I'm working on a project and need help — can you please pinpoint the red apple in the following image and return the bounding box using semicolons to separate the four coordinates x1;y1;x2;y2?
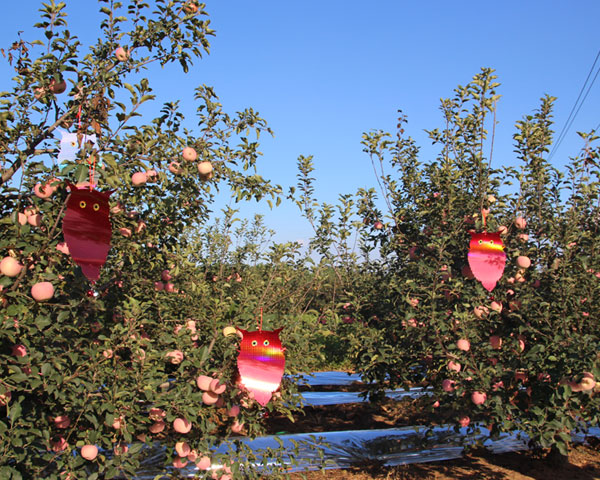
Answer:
131;171;147;186
175;441;191;457
489;335;502;349
182;147;197;161
49;78;67;94
457;339;470;351
173;418;192;434
115;47;129;62
53;415;71;429
1;257;23;277
471;391;487;405
516;256;531;269
31;281;54;301
515;217;527;229
81;444;98;461
166;350;184;364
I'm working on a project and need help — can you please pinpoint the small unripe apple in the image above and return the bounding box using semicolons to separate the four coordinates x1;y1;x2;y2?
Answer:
164;282;175;292
154;281;164;291
1;257;23;277
457;339;470;351
115;47;129;62
119;227;132;238
182;147;197;161
490;301;502;313
373;221;383;230
31;281;54;301
173;456;188;469
81;444;98;461
516;256;531;269
497;225;508;235
173;417;192;434
223;326;237;337
473;305;489;319
161;269;172;281
131;171;147;186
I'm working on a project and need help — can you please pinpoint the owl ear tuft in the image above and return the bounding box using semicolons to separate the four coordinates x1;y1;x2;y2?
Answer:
273;327;283;335
101;189;116;199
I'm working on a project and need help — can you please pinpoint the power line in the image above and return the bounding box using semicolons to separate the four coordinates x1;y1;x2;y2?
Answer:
548;48;600;161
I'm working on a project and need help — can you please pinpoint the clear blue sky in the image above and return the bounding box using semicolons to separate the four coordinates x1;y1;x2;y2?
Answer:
2;1;599;246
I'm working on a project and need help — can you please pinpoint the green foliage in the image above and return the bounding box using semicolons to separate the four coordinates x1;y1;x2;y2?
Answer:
0;2;301;479
335;69;600;456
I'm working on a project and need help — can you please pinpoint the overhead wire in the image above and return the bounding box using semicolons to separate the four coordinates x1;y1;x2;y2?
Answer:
548;48;600;162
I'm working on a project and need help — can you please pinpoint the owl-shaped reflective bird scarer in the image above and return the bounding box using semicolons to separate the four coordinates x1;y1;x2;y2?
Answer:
237;328;285;406
62;183;113;283
467;231;506;292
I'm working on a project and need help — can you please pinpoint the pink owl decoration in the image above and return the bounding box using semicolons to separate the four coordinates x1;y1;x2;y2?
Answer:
467;231;506;292
62;183;114;283
237;328;285;406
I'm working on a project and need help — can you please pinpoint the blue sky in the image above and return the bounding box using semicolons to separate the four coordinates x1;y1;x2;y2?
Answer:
2;1;599;246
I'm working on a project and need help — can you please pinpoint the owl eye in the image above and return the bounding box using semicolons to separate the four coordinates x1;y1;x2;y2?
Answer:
478;239;483;245
79;201;87;208
263;340;270;346
93;203;100;211
251;340;258;347
489;240;494;244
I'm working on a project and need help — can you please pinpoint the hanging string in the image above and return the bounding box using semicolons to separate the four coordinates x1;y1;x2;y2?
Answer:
481;208;488;230
257;307;263;332
77;104;96;190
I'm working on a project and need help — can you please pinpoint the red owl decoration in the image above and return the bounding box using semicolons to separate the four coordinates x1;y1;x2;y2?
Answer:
62;183;113;283
467;231;506;292
237;328;285;406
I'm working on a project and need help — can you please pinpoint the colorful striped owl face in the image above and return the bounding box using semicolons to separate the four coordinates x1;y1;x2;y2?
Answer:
237;328;285;406
468;231;506;292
